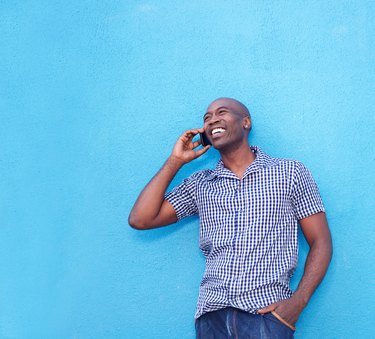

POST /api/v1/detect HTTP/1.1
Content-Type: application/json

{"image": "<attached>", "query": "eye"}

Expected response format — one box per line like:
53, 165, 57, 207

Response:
218, 110, 227, 115
203, 115, 211, 122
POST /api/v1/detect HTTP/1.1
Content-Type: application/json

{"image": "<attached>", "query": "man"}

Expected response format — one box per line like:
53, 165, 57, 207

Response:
128, 98, 332, 338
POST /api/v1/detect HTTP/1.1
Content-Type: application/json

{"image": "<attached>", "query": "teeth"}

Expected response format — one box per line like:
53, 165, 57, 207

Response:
212, 128, 225, 135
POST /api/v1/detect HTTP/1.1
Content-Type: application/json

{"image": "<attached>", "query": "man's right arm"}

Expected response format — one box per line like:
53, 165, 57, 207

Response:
128, 128, 210, 230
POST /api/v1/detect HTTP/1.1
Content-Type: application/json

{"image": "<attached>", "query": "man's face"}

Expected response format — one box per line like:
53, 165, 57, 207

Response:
203, 98, 249, 151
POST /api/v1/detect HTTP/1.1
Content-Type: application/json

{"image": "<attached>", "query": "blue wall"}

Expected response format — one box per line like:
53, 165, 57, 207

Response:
1, 1, 374, 338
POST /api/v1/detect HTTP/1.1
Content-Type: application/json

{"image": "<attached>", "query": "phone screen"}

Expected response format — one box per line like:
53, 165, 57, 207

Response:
200, 131, 212, 147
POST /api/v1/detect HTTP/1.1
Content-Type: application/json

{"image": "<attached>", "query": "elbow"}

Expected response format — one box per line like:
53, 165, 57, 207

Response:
128, 213, 150, 230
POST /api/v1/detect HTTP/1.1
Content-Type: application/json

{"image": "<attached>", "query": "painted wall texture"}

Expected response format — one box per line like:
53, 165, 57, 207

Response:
1, 1, 374, 338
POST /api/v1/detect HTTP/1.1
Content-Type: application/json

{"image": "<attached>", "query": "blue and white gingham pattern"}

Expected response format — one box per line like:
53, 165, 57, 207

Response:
165, 146, 325, 319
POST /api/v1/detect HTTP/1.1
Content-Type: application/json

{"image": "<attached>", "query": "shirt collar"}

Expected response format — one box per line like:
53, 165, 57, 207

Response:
207, 146, 278, 180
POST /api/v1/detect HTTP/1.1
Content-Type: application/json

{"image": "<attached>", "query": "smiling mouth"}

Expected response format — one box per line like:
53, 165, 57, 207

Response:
211, 128, 226, 136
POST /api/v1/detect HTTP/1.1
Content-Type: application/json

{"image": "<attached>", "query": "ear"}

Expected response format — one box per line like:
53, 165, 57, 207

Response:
243, 116, 251, 130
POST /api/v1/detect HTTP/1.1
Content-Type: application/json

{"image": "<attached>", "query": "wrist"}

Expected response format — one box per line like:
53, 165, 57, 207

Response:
165, 156, 184, 172
292, 291, 309, 310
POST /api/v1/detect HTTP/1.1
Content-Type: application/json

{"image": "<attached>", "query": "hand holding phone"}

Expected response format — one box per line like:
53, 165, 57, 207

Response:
170, 129, 210, 166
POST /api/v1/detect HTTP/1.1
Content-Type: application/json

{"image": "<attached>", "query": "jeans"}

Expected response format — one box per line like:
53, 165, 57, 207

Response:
195, 307, 295, 339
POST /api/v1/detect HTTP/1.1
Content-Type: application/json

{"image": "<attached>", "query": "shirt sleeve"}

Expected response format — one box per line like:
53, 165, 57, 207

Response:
164, 174, 199, 221
291, 162, 325, 220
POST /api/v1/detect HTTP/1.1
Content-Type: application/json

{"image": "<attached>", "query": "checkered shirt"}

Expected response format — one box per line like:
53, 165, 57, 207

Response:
165, 146, 325, 319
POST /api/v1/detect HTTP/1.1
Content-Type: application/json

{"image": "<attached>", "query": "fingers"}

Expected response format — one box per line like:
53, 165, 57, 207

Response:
194, 145, 211, 158
192, 139, 201, 149
257, 303, 276, 314
182, 128, 203, 138
192, 127, 205, 134
175, 128, 210, 160
180, 129, 206, 149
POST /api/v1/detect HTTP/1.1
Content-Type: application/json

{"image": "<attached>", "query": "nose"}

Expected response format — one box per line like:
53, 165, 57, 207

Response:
207, 115, 220, 125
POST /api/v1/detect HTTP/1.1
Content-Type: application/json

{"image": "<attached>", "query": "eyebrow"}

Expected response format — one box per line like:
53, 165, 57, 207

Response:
204, 106, 230, 117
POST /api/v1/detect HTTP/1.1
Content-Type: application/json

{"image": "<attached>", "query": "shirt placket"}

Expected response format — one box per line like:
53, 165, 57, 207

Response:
228, 177, 244, 303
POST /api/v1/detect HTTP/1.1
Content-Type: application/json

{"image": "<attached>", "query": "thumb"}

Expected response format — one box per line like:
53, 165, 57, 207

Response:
194, 145, 211, 158
257, 303, 276, 314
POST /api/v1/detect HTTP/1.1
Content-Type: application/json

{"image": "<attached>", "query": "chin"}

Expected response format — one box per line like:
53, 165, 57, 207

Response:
212, 141, 230, 152
211, 139, 225, 149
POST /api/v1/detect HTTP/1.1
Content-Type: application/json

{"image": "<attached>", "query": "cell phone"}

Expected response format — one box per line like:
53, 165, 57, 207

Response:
200, 131, 212, 147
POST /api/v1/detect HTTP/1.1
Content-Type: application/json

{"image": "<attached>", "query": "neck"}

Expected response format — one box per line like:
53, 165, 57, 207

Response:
220, 144, 256, 179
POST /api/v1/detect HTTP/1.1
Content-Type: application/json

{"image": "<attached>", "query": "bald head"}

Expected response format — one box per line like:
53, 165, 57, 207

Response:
209, 97, 250, 118
206, 97, 252, 131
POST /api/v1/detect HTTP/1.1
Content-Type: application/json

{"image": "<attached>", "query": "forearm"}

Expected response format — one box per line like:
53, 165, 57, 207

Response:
293, 236, 333, 308
128, 156, 183, 229
129, 128, 209, 230
257, 233, 332, 327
